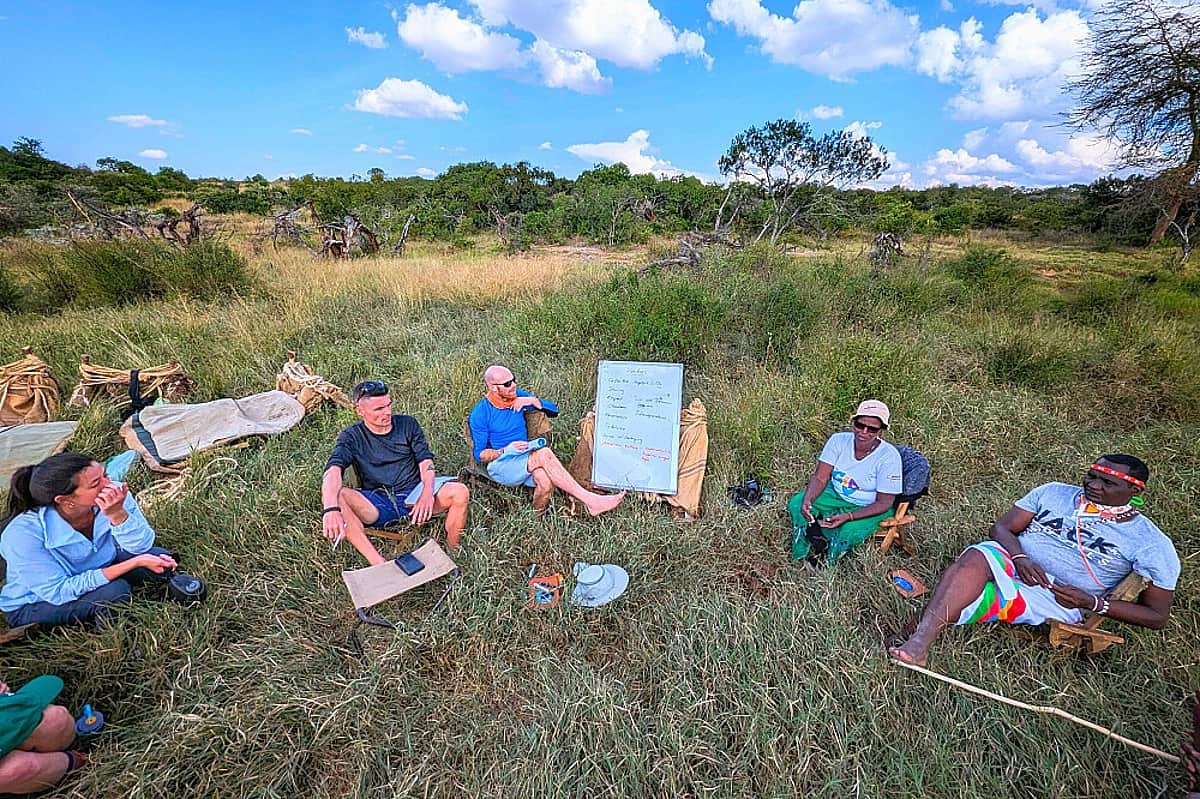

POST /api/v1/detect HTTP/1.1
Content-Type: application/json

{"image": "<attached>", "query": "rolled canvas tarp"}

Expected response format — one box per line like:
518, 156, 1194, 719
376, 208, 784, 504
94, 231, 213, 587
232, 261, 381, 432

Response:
120, 390, 305, 472
0, 422, 79, 485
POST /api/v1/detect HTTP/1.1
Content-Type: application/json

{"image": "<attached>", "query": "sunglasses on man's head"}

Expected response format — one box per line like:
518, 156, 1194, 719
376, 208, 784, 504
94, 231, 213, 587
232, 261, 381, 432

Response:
852, 419, 883, 433
492, 378, 516, 388
352, 380, 389, 403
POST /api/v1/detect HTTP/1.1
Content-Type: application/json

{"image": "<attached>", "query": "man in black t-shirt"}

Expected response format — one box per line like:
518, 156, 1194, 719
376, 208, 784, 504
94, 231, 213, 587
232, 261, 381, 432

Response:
320, 380, 469, 564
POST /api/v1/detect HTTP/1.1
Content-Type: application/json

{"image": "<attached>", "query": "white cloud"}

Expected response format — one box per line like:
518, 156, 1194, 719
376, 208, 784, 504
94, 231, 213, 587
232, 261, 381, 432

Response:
263, 154, 274, 160
354, 143, 394, 154
539, 141, 553, 150
529, 39, 611, 93
998, 120, 1032, 140
397, 4, 524, 72
914, 124, 1124, 188
352, 78, 468, 120
138, 149, 168, 160
981, 0, 1061, 13
925, 147, 1017, 176
290, 128, 313, 135
395, 154, 416, 160
566, 129, 692, 178
416, 167, 438, 177
915, 25, 962, 83
469, 0, 710, 70
932, 9, 1088, 120
844, 120, 883, 138
843, 121, 893, 179
1014, 134, 1119, 176
108, 114, 168, 128
810, 105, 843, 119
707, 0, 917, 79
346, 26, 387, 48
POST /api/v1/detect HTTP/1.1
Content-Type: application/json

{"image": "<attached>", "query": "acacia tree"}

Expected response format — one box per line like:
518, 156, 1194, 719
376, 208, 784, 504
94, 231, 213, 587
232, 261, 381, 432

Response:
717, 119, 888, 245
1067, 0, 1200, 256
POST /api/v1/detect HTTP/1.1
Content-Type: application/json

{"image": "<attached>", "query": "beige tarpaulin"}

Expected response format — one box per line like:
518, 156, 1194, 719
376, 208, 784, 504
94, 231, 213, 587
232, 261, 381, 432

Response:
0, 349, 60, 426
0, 422, 79, 484
341, 539, 457, 609
566, 412, 599, 491
68, 355, 193, 409
275, 352, 353, 413
119, 390, 306, 472
567, 399, 708, 519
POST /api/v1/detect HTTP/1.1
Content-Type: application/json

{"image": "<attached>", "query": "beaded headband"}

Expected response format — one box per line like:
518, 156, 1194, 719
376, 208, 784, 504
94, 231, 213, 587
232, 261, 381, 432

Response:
1090, 462, 1145, 488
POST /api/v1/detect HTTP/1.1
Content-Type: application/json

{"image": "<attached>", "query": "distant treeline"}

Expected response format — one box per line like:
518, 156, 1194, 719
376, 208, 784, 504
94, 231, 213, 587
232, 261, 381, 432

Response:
0, 137, 1159, 248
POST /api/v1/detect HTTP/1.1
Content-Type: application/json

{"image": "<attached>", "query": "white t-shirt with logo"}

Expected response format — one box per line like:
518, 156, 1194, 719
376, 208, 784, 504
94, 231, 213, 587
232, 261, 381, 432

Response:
818, 432, 903, 507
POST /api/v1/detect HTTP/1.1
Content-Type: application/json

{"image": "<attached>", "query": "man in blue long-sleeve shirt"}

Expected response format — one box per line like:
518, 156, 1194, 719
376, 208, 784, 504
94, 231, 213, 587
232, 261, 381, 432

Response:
468, 365, 624, 515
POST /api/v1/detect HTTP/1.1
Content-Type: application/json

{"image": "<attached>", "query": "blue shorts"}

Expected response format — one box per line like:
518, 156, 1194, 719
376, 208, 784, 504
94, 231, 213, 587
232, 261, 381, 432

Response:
358, 476, 458, 527
485, 438, 548, 487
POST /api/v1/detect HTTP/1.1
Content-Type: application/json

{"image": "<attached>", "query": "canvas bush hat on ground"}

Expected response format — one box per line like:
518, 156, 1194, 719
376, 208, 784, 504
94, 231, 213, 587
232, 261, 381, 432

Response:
571, 562, 629, 607
851, 399, 890, 428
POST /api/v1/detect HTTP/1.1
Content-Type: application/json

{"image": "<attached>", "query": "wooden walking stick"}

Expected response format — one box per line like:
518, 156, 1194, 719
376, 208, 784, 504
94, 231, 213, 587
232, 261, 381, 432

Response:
893, 658, 1180, 763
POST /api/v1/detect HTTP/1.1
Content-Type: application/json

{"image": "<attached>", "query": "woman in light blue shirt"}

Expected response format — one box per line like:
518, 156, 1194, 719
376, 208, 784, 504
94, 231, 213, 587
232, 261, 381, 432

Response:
1, 452, 177, 629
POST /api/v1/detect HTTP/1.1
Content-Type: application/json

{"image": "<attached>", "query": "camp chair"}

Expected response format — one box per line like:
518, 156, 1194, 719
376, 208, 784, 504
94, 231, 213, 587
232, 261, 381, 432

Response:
461, 409, 553, 491
875, 445, 931, 555
339, 464, 433, 546
341, 538, 458, 660
1047, 572, 1149, 655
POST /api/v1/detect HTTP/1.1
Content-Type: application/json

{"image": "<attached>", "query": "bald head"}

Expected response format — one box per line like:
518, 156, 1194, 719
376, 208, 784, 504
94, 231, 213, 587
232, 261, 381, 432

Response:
483, 365, 511, 385
483, 365, 517, 400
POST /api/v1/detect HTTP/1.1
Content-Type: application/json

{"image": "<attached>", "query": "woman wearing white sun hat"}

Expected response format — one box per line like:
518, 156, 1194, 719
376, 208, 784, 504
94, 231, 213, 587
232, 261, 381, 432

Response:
788, 399, 903, 565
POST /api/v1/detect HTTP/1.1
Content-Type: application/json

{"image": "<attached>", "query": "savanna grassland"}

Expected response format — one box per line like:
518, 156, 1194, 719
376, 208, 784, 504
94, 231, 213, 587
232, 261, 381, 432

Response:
1, 230, 1198, 799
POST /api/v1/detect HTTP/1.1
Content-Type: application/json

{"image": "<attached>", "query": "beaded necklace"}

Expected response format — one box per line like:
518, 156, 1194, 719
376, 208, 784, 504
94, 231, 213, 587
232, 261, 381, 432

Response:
1072, 491, 1139, 588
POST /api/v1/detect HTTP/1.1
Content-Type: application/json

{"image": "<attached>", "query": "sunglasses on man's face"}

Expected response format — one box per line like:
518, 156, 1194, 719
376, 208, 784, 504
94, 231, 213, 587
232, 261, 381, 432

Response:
492, 379, 516, 388
853, 419, 883, 433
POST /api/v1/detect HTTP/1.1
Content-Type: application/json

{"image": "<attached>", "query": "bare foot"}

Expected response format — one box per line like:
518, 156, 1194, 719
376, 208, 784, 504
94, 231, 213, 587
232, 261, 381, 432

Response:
887, 643, 928, 668
446, 534, 461, 551
585, 491, 626, 516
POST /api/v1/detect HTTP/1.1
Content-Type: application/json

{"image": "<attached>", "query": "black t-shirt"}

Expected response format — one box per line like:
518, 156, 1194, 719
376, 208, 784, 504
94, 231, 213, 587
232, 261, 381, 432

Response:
325, 415, 434, 494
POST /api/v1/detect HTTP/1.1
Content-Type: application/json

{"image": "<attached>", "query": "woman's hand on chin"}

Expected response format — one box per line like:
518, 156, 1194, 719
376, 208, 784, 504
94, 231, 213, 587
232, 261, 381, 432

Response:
95, 482, 129, 523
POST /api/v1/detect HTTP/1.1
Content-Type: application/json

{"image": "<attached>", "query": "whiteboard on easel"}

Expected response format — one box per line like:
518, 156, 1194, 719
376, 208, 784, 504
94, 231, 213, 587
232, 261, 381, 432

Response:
591, 360, 684, 495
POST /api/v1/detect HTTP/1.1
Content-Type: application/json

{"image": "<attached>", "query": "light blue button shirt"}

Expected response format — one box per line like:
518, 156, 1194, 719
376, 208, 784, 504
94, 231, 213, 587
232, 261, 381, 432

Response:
0, 492, 155, 610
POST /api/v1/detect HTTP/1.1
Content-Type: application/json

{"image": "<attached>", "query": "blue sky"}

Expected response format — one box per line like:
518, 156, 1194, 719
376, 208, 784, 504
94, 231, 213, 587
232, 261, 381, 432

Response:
1, 0, 1119, 188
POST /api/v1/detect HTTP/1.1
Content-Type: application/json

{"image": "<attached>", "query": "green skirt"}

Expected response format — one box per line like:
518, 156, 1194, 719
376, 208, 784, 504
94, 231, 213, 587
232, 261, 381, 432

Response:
0, 675, 63, 756
788, 485, 895, 564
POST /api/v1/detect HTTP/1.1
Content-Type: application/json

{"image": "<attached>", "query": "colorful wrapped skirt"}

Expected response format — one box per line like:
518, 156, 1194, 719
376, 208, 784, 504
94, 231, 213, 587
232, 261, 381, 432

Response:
956, 541, 1083, 626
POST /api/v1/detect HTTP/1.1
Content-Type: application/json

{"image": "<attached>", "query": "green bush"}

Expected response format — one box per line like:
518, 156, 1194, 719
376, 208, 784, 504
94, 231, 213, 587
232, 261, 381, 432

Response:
943, 245, 1039, 313
1055, 276, 1142, 325
9, 239, 254, 313
984, 337, 1083, 389
50, 239, 163, 306
0, 263, 21, 311
813, 335, 927, 422
944, 246, 1029, 289
158, 240, 256, 298
519, 269, 728, 365
746, 280, 819, 361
